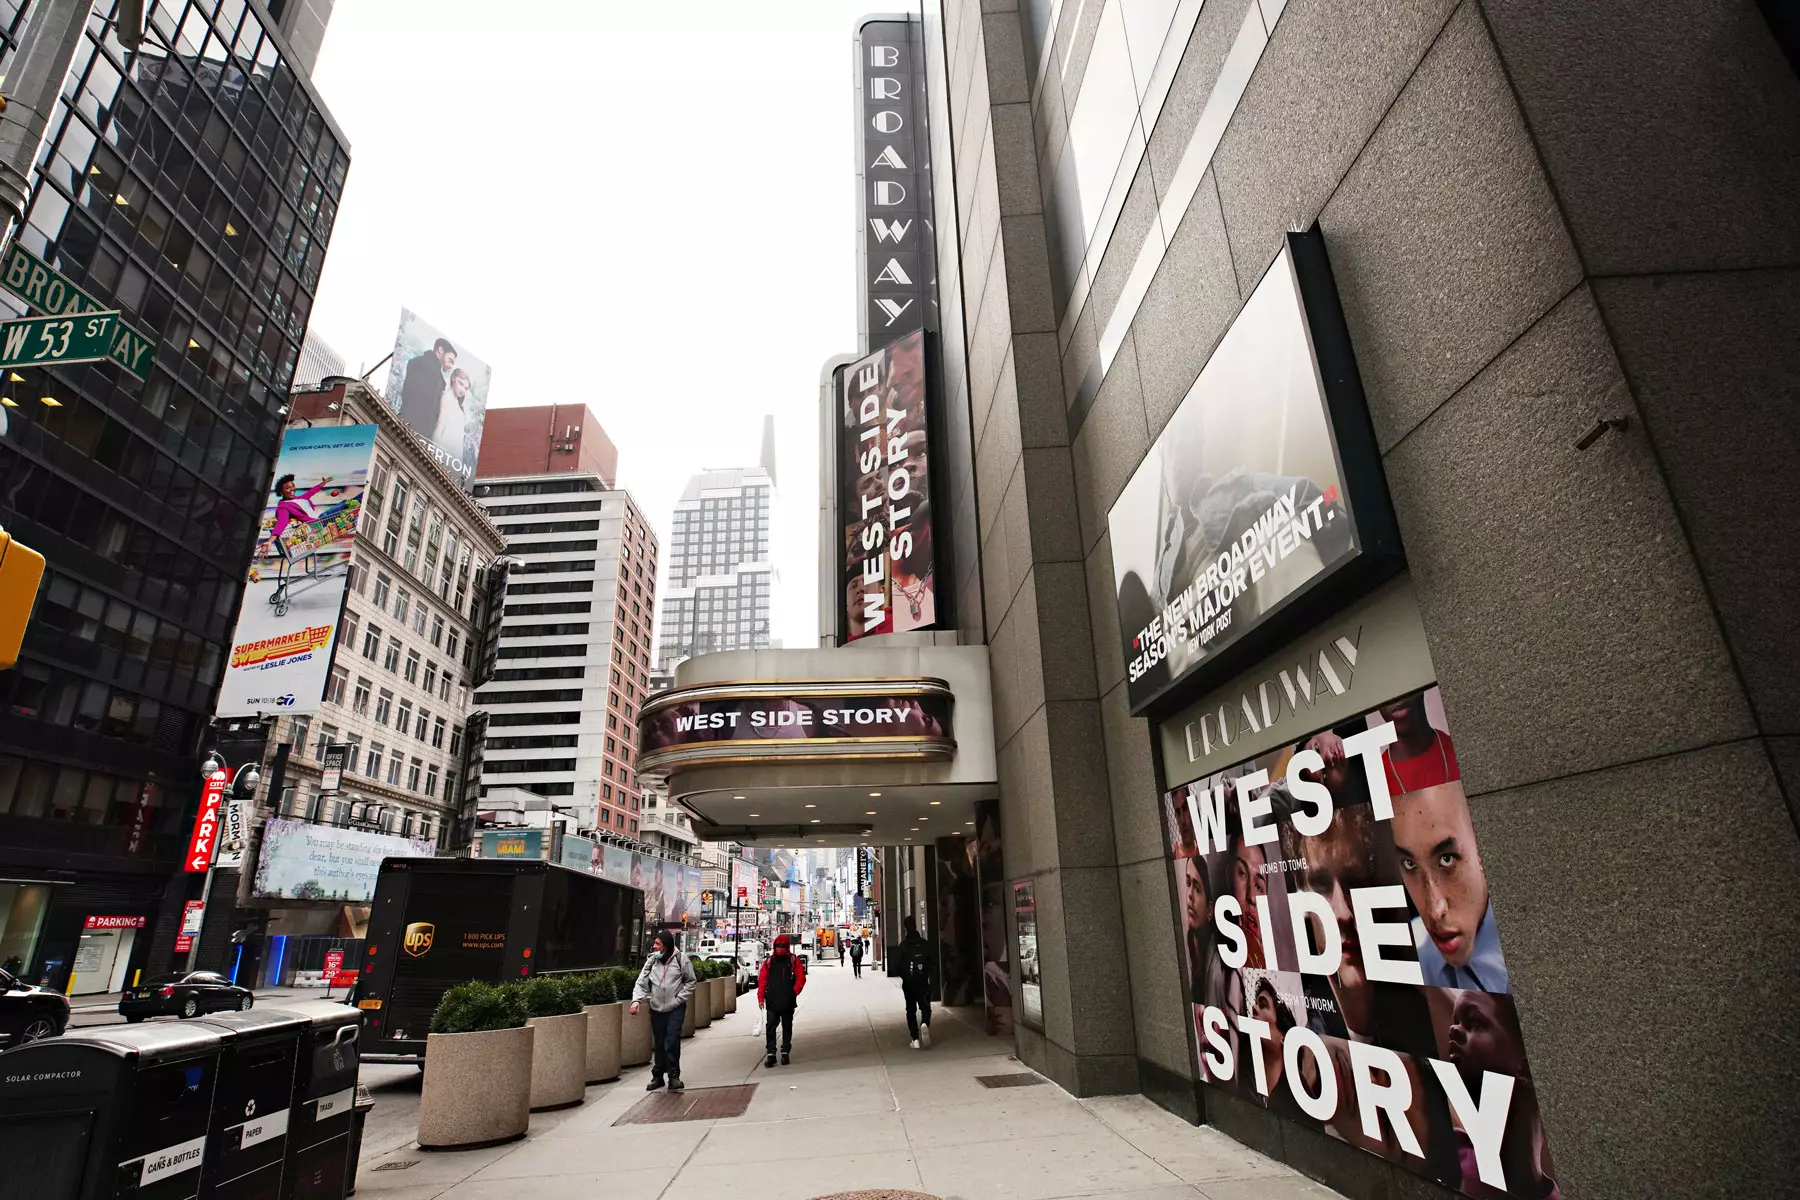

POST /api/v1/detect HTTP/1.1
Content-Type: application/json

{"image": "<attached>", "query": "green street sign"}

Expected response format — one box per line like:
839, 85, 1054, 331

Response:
0, 310, 121, 370
0, 243, 155, 380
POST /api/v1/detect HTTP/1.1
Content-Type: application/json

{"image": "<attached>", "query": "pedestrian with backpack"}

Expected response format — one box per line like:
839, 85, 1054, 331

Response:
630, 930, 697, 1092
757, 933, 807, 1067
896, 916, 933, 1048
849, 932, 865, 978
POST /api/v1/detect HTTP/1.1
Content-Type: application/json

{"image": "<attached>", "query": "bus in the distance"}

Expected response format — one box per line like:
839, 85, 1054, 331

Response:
356, 856, 644, 1063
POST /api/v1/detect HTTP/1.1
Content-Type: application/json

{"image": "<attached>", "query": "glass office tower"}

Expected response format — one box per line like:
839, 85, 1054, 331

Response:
0, 0, 346, 990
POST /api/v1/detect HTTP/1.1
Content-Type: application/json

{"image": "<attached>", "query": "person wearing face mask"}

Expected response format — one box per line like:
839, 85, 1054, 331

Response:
756, 933, 807, 1067
630, 930, 697, 1092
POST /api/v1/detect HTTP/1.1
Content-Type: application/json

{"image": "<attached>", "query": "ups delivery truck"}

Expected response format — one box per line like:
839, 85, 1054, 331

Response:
357, 856, 645, 1062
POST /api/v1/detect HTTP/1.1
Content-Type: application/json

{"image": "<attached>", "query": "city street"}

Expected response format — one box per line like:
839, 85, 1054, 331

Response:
352, 959, 1340, 1200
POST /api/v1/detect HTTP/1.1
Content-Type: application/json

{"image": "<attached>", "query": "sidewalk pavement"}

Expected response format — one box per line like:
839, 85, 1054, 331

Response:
354, 958, 1346, 1200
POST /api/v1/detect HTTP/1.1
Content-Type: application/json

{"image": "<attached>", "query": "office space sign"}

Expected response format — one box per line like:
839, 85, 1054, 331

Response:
856, 19, 931, 347
840, 331, 934, 640
1107, 230, 1398, 714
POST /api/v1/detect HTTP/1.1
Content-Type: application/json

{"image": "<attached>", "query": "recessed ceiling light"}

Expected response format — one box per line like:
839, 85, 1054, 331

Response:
804, 803, 816, 809
928, 801, 941, 806
868, 791, 881, 797
39, 395, 60, 406
910, 827, 919, 831
865, 810, 877, 815
0, 397, 15, 407
7, 373, 23, 382
732, 794, 745, 799
810, 819, 820, 824
919, 817, 929, 821
965, 821, 975, 826
747, 813, 759, 817
903, 837, 911, 841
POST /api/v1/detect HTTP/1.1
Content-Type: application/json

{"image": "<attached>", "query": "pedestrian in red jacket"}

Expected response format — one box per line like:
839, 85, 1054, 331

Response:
757, 933, 807, 1067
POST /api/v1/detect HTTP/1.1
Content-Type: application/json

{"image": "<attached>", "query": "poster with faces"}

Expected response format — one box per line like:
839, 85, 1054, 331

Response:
1166, 687, 1559, 1200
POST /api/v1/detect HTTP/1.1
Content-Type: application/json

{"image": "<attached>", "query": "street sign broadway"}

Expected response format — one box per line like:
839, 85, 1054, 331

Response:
0, 310, 121, 371
0, 243, 155, 379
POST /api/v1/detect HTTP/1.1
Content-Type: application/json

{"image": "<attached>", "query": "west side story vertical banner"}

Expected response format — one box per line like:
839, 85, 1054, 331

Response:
841, 330, 934, 639
1167, 686, 1559, 1199
382, 308, 492, 490
216, 425, 377, 717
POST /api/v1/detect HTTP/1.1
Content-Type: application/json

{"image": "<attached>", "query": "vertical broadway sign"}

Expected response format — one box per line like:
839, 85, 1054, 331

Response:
857, 20, 931, 349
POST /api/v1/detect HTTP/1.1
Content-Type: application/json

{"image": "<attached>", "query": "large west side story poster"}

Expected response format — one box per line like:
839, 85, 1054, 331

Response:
1167, 686, 1559, 1199
840, 328, 934, 640
215, 425, 377, 717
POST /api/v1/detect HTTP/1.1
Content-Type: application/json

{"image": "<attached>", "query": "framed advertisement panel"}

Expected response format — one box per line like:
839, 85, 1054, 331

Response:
1107, 228, 1400, 716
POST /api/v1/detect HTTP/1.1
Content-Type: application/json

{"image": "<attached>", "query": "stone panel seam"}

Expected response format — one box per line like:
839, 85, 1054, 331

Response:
1585, 282, 1800, 841
1216, 0, 1466, 328
1380, 276, 1585, 459
1461, 732, 1774, 803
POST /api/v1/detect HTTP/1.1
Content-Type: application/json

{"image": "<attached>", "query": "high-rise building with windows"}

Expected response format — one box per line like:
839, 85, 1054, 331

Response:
0, 0, 347, 993
472, 467, 658, 834
655, 418, 775, 670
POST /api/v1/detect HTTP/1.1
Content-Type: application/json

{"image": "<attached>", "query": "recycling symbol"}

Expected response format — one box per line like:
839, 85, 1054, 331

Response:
244, 1099, 257, 1118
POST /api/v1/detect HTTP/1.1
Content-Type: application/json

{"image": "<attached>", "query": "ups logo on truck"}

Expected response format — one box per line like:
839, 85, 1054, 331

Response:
403, 922, 435, 957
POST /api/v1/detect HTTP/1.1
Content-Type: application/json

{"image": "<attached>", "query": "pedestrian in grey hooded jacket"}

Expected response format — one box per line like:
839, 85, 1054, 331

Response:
632, 939, 698, 1012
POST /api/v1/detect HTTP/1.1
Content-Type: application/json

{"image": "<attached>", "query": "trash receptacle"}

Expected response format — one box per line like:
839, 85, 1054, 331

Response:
278, 1002, 363, 1200
192, 1009, 308, 1200
345, 1087, 373, 1196
0, 1022, 223, 1200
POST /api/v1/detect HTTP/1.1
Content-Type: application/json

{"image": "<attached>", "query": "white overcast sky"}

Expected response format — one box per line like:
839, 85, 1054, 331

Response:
307, 0, 887, 648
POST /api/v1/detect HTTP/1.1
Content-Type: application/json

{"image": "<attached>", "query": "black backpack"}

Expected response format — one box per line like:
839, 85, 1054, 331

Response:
901, 940, 930, 988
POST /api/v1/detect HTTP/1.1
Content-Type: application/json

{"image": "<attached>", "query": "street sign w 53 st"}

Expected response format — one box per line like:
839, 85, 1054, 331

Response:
0, 310, 119, 370
0, 524, 45, 669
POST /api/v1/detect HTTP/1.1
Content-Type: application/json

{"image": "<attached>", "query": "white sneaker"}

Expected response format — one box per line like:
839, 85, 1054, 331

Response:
920, 1023, 931, 1048
908, 1038, 920, 1050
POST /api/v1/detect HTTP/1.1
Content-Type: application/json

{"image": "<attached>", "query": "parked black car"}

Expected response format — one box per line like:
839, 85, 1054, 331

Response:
0, 967, 70, 1047
118, 971, 254, 1021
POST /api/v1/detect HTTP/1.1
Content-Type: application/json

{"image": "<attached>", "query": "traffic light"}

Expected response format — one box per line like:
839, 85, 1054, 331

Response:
0, 524, 45, 670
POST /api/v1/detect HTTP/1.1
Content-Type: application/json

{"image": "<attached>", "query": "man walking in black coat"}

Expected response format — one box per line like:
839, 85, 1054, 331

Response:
849, 933, 865, 978
896, 917, 934, 1049
399, 337, 455, 435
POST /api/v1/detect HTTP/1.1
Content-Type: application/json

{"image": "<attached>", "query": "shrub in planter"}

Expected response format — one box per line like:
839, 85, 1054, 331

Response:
419, 981, 533, 1150
614, 965, 653, 1066
431, 981, 526, 1034
518, 976, 586, 1111
568, 972, 623, 1084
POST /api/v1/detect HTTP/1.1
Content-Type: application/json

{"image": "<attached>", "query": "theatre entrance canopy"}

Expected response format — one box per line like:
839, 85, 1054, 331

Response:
639, 644, 997, 847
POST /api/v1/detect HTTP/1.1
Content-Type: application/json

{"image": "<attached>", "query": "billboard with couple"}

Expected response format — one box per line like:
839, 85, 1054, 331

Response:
383, 308, 492, 490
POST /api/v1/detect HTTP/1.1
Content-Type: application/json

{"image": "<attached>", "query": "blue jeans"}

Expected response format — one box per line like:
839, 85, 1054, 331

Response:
649, 1003, 685, 1080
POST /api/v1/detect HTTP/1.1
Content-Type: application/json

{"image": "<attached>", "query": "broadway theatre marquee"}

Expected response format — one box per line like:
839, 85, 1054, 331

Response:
638, 644, 997, 848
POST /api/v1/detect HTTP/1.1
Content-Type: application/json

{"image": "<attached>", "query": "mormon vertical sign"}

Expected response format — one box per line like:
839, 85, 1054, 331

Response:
857, 19, 931, 349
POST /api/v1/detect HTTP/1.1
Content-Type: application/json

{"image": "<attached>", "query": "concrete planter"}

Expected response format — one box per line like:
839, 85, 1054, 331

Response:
724, 975, 739, 1014
620, 1003, 653, 1066
713, 976, 734, 1018
681, 996, 696, 1039
582, 1002, 623, 1084
694, 979, 714, 1029
418, 1025, 533, 1150
527, 1011, 588, 1111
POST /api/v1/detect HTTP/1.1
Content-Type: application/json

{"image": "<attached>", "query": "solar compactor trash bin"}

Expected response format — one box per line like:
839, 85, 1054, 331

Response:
190, 1008, 308, 1200
276, 1002, 363, 1200
0, 1022, 224, 1200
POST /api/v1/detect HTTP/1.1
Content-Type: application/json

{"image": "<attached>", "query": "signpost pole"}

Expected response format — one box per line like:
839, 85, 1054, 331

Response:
185, 848, 218, 973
